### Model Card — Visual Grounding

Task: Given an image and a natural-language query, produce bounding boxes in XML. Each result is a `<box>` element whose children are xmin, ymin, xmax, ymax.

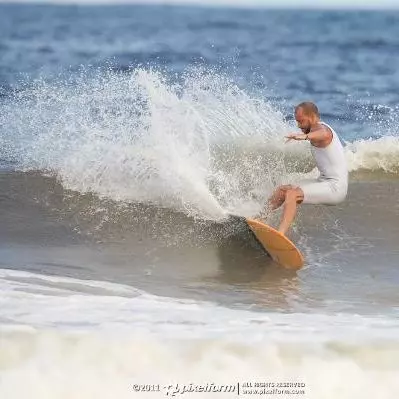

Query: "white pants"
<box><xmin>297</xmin><ymin>178</ymin><xmax>347</xmax><ymax>205</ymax></box>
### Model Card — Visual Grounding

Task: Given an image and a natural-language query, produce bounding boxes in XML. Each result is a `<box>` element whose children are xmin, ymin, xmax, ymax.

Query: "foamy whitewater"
<box><xmin>1</xmin><ymin>4</ymin><xmax>399</xmax><ymax>399</ymax></box>
<box><xmin>2</xmin><ymin>268</ymin><xmax>399</xmax><ymax>399</ymax></box>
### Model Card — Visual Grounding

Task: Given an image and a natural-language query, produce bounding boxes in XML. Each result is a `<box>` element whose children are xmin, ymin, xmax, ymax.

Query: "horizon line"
<box><xmin>1</xmin><ymin>0</ymin><xmax>399</xmax><ymax>11</ymax></box>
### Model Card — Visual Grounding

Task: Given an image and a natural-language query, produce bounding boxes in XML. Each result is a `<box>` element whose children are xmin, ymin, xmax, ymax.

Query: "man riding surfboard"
<box><xmin>268</xmin><ymin>102</ymin><xmax>348</xmax><ymax>235</ymax></box>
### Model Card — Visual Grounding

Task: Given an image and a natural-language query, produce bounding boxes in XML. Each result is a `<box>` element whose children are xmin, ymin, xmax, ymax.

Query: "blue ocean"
<box><xmin>1</xmin><ymin>3</ymin><xmax>399</xmax><ymax>398</ymax></box>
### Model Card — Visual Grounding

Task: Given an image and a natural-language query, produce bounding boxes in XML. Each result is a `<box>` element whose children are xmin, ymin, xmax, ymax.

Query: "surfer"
<box><xmin>268</xmin><ymin>102</ymin><xmax>348</xmax><ymax>235</ymax></box>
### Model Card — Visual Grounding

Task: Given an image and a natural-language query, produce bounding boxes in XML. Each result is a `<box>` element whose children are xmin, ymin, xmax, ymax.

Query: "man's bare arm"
<box><xmin>285</xmin><ymin>127</ymin><xmax>332</xmax><ymax>143</ymax></box>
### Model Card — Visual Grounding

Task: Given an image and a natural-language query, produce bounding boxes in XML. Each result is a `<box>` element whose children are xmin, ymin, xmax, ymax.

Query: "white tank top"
<box><xmin>311</xmin><ymin>122</ymin><xmax>348</xmax><ymax>185</ymax></box>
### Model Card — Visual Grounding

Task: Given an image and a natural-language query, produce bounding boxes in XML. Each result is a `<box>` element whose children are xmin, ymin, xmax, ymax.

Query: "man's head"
<box><xmin>294</xmin><ymin>102</ymin><xmax>320</xmax><ymax>134</ymax></box>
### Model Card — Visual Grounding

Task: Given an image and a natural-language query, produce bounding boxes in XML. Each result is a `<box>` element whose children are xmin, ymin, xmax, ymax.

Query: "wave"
<box><xmin>345</xmin><ymin>136</ymin><xmax>399</xmax><ymax>174</ymax></box>
<box><xmin>1</xmin><ymin>268</ymin><xmax>399</xmax><ymax>399</ymax></box>
<box><xmin>0</xmin><ymin>66</ymin><xmax>293</xmax><ymax>220</ymax></box>
<box><xmin>1</xmin><ymin>328</ymin><xmax>398</xmax><ymax>399</ymax></box>
<box><xmin>1</xmin><ymin>66</ymin><xmax>398</xmax><ymax>224</ymax></box>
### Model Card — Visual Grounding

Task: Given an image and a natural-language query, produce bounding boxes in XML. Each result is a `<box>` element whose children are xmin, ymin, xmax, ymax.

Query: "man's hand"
<box><xmin>285</xmin><ymin>133</ymin><xmax>307</xmax><ymax>143</ymax></box>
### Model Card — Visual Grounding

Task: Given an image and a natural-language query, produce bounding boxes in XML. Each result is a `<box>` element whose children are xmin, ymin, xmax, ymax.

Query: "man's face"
<box><xmin>295</xmin><ymin>108</ymin><xmax>311</xmax><ymax>134</ymax></box>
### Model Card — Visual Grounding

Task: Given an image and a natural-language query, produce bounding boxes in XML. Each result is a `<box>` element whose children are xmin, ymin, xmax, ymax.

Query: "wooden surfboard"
<box><xmin>246</xmin><ymin>218</ymin><xmax>304</xmax><ymax>270</ymax></box>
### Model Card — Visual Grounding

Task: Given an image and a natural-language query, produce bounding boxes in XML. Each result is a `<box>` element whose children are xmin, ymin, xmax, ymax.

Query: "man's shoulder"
<box><xmin>319</xmin><ymin>122</ymin><xmax>334</xmax><ymax>136</ymax></box>
<box><xmin>320</xmin><ymin>121</ymin><xmax>336</xmax><ymax>132</ymax></box>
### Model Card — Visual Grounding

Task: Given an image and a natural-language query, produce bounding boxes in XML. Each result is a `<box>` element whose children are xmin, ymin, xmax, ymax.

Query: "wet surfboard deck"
<box><xmin>246</xmin><ymin>218</ymin><xmax>304</xmax><ymax>270</ymax></box>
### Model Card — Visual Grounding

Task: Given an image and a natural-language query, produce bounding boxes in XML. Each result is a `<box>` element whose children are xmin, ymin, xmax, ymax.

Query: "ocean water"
<box><xmin>1</xmin><ymin>3</ymin><xmax>399</xmax><ymax>398</ymax></box>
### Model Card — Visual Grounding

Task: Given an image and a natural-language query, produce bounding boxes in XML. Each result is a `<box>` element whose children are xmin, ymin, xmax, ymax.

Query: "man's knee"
<box><xmin>278</xmin><ymin>184</ymin><xmax>293</xmax><ymax>192</ymax></box>
<box><xmin>273</xmin><ymin>185</ymin><xmax>292</xmax><ymax>199</ymax></box>
<box><xmin>285</xmin><ymin>188</ymin><xmax>304</xmax><ymax>204</ymax></box>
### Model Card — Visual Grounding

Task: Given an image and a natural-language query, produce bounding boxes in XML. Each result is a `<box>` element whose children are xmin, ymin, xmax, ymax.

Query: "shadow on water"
<box><xmin>213</xmin><ymin>215</ymin><xmax>274</xmax><ymax>284</ymax></box>
<box><xmin>206</xmin><ymin>215</ymin><xmax>301</xmax><ymax>310</ymax></box>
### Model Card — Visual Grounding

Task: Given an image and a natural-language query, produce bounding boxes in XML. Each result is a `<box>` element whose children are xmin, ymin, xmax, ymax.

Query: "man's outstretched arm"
<box><xmin>285</xmin><ymin>128</ymin><xmax>331</xmax><ymax>143</ymax></box>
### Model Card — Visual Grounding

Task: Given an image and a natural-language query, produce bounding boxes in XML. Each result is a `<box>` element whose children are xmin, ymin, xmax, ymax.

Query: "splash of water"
<box><xmin>1</xmin><ymin>66</ymin><xmax>304</xmax><ymax>220</ymax></box>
